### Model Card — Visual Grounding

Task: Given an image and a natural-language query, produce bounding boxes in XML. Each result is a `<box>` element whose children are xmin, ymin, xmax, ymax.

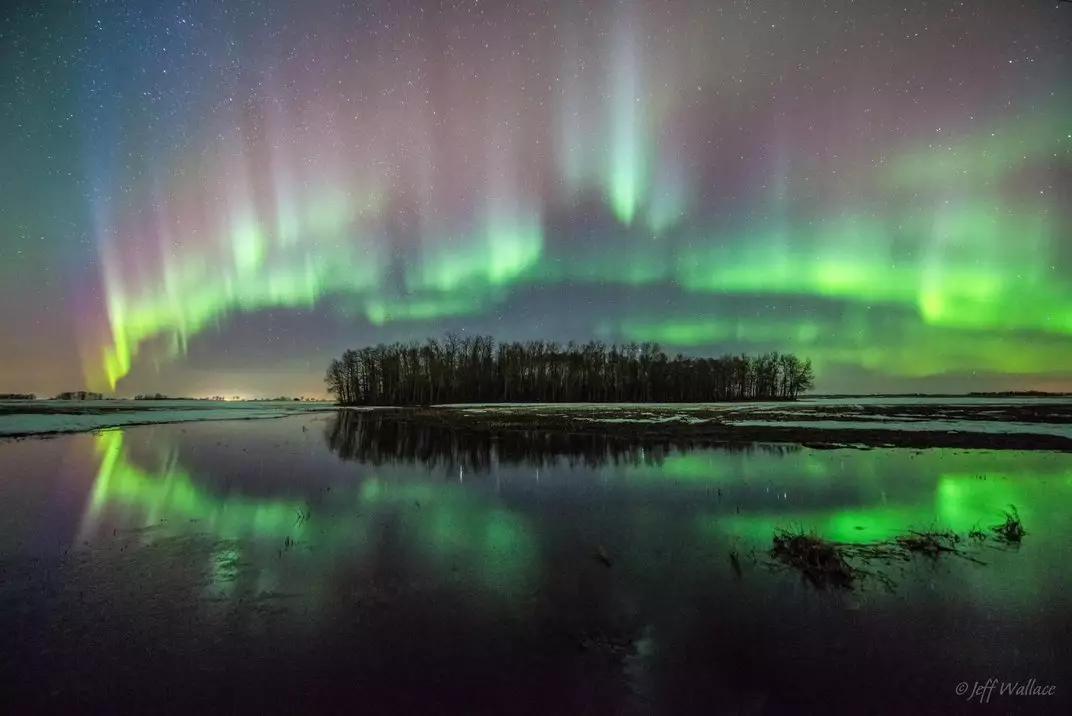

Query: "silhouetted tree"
<box><xmin>325</xmin><ymin>334</ymin><xmax>815</xmax><ymax>406</ymax></box>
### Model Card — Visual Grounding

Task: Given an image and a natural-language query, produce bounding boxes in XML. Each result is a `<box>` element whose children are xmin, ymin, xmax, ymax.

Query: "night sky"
<box><xmin>1</xmin><ymin>0</ymin><xmax>1070</xmax><ymax>398</ymax></box>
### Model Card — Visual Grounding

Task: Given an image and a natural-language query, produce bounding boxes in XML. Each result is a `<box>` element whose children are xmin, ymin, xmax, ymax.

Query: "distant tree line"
<box><xmin>135</xmin><ymin>394</ymin><xmax>313</xmax><ymax>401</ymax></box>
<box><xmin>325</xmin><ymin>333</ymin><xmax>815</xmax><ymax>406</ymax></box>
<box><xmin>0</xmin><ymin>393</ymin><xmax>35</xmax><ymax>400</ymax></box>
<box><xmin>133</xmin><ymin>393</ymin><xmax>209</xmax><ymax>400</ymax></box>
<box><xmin>55</xmin><ymin>391</ymin><xmax>103</xmax><ymax>400</ymax></box>
<box><xmin>968</xmin><ymin>391</ymin><xmax>1069</xmax><ymax>397</ymax></box>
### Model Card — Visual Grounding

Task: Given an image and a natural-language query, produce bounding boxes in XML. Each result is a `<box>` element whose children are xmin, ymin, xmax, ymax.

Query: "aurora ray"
<box><xmin>0</xmin><ymin>0</ymin><xmax>1069</xmax><ymax>396</ymax></box>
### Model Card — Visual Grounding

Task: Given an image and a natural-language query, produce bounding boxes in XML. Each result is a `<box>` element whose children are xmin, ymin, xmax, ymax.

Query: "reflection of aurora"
<box><xmin>76</xmin><ymin>0</ymin><xmax>1072</xmax><ymax>391</ymax></box>
<box><xmin>78</xmin><ymin>431</ymin><xmax>539</xmax><ymax>601</ymax></box>
<box><xmin>323</xmin><ymin>411</ymin><xmax>1072</xmax><ymax>513</ymax></box>
<box><xmin>324</xmin><ymin>411</ymin><xmax>1072</xmax><ymax>557</ymax></box>
<box><xmin>688</xmin><ymin>450</ymin><xmax>1072</xmax><ymax>607</ymax></box>
<box><xmin>71</xmin><ymin>423</ymin><xmax>1072</xmax><ymax>614</ymax></box>
<box><xmin>697</xmin><ymin>450</ymin><xmax>1072</xmax><ymax>545</ymax></box>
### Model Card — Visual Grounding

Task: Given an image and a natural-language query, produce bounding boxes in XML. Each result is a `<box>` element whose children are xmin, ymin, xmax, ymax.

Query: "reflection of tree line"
<box><xmin>325</xmin><ymin>333</ymin><xmax>815</xmax><ymax>405</ymax></box>
<box><xmin>324</xmin><ymin>410</ymin><xmax>799</xmax><ymax>474</ymax></box>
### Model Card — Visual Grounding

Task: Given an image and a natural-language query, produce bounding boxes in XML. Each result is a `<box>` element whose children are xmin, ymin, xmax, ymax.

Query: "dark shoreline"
<box><xmin>2</xmin><ymin>399</ymin><xmax>1070</xmax><ymax>450</ymax></box>
<box><xmin>364</xmin><ymin>402</ymin><xmax>1072</xmax><ymax>452</ymax></box>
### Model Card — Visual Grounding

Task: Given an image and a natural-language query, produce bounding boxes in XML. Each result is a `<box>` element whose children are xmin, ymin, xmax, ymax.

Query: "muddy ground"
<box><xmin>372</xmin><ymin>401</ymin><xmax>1072</xmax><ymax>451</ymax></box>
<box><xmin>3</xmin><ymin>398</ymin><xmax>1070</xmax><ymax>450</ymax></box>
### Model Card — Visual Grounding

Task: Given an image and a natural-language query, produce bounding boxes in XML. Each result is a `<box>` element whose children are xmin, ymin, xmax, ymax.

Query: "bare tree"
<box><xmin>325</xmin><ymin>334</ymin><xmax>814</xmax><ymax>406</ymax></box>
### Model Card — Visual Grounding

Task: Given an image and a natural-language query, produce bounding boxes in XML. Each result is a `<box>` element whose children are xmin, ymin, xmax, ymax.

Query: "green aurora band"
<box><xmin>84</xmin><ymin>24</ymin><xmax>1072</xmax><ymax>392</ymax></box>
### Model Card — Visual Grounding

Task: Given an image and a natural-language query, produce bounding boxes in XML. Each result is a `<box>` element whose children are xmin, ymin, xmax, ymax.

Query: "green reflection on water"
<box><xmin>622</xmin><ymin>449</ymin><xmax>833</xmax><ymax>485</ymax></box>
<box><xmin>86</xmin><ymin>431</ymin><xmax>317</xmax><ymax>541</ymax></box>
<box><xmin>80</xmin><ymin>431</ymin><xmax>538</xmax><ymax>603</ymax></box>
<box><xmin>697</xmin><ymin>450</ymin><xmax>1072</xmax><ymax>544</ymax></box>
<box><xmin>73</xmin><ymin>429</ymin><xmax>1072</xmax><ymax>617</ymax></box>
<box><xmin>622</xmin><ymin>453</ymin><xmax>732</xmax><ymax>482</ymax></box>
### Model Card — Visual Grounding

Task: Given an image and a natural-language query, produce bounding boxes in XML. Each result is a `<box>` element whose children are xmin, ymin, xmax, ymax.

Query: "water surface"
<box><xmin>1</xmin><ymin>412</ymin><xmax>1069</xmax><ymax>714</ymax></box>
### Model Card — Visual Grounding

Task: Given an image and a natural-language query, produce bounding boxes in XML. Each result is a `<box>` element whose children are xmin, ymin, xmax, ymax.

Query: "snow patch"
<box><xmin>726</xmin><ymin>419</ymin><xmax>1072</xmax><ymax>439</ymax></box>
<box><xmin>0</xmin><ymin>402</ymin><xmax>336</xmax><ymax>437</ymax></box>
<box><xmin>577</xmin><ymin>415</ymin><xmax>711</xmax><ymax>425</ymax></box>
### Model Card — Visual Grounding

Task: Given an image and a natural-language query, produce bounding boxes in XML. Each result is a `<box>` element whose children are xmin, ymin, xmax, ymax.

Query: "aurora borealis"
<box><xmin>1</xmin><ymin>0</ymin><xmax>1070</xmax><ymax>396</ymax></box>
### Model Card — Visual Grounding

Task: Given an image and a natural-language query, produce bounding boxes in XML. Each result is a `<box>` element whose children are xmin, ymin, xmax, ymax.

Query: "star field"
<box><xmin>1</xmin><ymin>0</ymin><xmax>1069</xmax><ymax>397</ymax></box>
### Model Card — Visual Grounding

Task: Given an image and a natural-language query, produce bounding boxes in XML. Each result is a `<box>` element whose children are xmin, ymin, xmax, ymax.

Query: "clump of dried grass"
<box><xmin>991</xmin><ymin>504</ymin><xmax>1026</xmax><ymax>544</ymax></box>
<box><xmin>769</xmin><ymin>520</ymin><xmax>1004</xmax><ymax>591</ymax></box>
<box><xmin>770</xmin><ymin>529</ymin><xmax>858</xmax><ymax>589</ymax></box>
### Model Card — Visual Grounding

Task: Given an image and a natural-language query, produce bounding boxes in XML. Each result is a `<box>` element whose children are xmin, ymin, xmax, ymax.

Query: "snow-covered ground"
<box><xmin>3</xmin><ymin>396</ymin><xmax>1070</xmax><ymax>439</ymax></box>
<box><xmin>0</xmin><ymin>399</ymin><xmax>333</xmax><ymax>411</ymax></box>
<box><xmin>438</xmin><ymin>398</ymin><xmax>1072</xmax><ymax>440</ymax></box>
<box><xmin>442</xmin><ymin>396</ymin><xmax>1072</xmax><ymax>411</ymax></box>
<box><xmin>575</xmin><ymin>415</ymin><xmax>713</xmax><ymax>425</ymax></box>
<box><xmin>0</xmin><ymin>400</ymin><xmax>336</xmax><ymax>437</ymax></box>
<box><xmin>726</xmin><ymin>419</ymin><xmax>1072</xmax><ymax>439</ymax></box>
<box><xmin>785</xmin><ymin>396</ymin><xmax>1072</xmax><ymax>407</ymax></box>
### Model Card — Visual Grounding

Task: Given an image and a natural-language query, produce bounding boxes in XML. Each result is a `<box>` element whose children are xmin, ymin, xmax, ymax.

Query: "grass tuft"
<box><xmin>770</xmin><ymin>529</ymin><xmax>857</xmax><ymax>589</ymax></box>
<box><xmin>894</xmin><ymin>529</ymin><xmax>960</xmax><ymax>559</ymax></box>
<box><xmin>769</xmin><ymin>520</ymin><xmax>1006</xmax><ymax>591</ymax></box>
<box><xmin>991</xmin><ymin>504</ymin><xmax>1026</xmax><ymax>544</ymax></box>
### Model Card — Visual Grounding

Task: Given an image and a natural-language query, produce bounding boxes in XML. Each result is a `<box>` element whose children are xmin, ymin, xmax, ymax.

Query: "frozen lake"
<box><xmin>1</xmin><ymin>411</ymin><xmax>1069</xmax><ymax>714</ymax></box>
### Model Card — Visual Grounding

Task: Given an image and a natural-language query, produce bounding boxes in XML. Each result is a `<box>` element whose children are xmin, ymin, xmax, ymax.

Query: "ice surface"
<box><xmin>0</xmin><ymin>400</ymin><xmax>336</xmax><ymax>437</ymax></box>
